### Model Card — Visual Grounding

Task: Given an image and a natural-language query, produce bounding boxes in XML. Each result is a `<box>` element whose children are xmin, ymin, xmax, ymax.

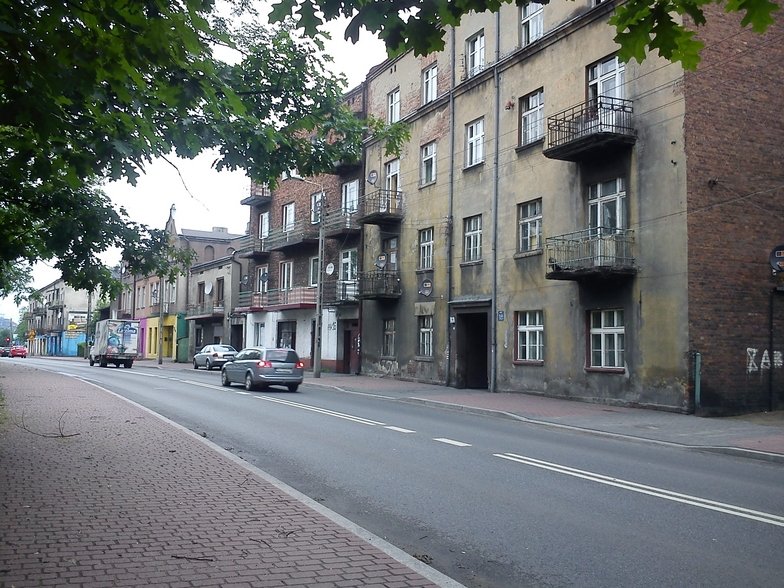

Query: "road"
<box><xmin>24</xmin><ymin>358</ymin><xmax>784</xmax><ymax>588</ymax></box>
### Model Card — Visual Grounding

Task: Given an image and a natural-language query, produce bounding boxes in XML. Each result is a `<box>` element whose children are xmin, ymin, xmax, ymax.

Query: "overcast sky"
<box><xmin>1</xmin><ymin>11</ymin><xmax>388</xmax><ymax>323</ymax></box>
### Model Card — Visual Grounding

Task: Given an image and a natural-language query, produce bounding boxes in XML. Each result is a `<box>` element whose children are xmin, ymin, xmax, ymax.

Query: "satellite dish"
<box><xmin>241</xmin><ymin>275</ymin><xmax>249</xmax><ymax>286</ymax></box>
<box><xmin>205</xmin><ymin>282</ymin><xmax>213</xmax><ymax>295</ymax></box>
<box><xmin>261</xmin><ymin>272</ymin><xmax>269</xmax><ymax>283</ymax></box>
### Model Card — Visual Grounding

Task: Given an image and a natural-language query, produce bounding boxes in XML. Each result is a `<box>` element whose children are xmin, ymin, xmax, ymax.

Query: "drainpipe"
<box><xmin>489</xmin><ymin>13</ymin><xmax>501</xmax><ymax>393</ymax></box>
<box><xmin>231</xmin><ymin>250</ymin><xmax>244</xmax><ymax>349</ymax></box>
<box><xmin>445</xmin><ymin>26</ymin><xmax>456</xmax><ymax>387</ymax></box>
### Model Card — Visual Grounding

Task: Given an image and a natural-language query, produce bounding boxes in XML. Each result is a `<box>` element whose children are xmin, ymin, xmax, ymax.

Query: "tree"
<box><xmin>0</xmin><ymin>1</ymin><xmax>406</xmax><ymax>300</ymax></box>
<box><xmin>270</xmin><ymin>0</ymin><xmax>779</xmax><ymax>69</ymax></box>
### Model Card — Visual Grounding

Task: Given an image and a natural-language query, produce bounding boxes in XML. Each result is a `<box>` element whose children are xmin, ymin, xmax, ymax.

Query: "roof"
<box><xmin>180</xmin><ymin>228</ymin><xmax>243</xmax><ymax>241</ymax></box>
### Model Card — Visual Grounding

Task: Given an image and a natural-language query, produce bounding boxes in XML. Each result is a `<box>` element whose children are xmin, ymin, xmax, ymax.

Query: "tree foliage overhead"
<box><xmin>0</xmin><ymin>0</ymin><xmax>406</xmax><ymax>301</ymax></box>
<box><xmin>270</xmin><ymin>0</ymin><xmax>779</xmax><ymax>69</ymax></box>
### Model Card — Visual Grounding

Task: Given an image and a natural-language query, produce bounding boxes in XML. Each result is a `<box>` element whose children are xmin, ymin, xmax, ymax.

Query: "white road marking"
<box><xmin>496</xmin><ymin>453</ymin><xmax>784</xmax><ymax>528</ymax></box>
<box><xmin>434</xmin><ymin>438</ymin><xmax>472</xmax><ymax>447</ymax></box>
<box><xmin>255</xmin><ymin>395</ymin><xmax>386</xmax><ymax>426</ymax></box>
<box><xmin>385</xmin><ymin>426</ymin><xmax>416</xmax><ymax>433</ymax></box>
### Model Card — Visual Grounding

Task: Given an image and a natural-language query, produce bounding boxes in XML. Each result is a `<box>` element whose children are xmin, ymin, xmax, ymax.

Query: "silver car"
<box><xmin>221</xmin><ymin>347</ymin><xmax>304</xmax><ymax>392</ymax></box>
<box><xmin>193</xmin><ymin>344</ymin><xmax>237</xmax><ymax>370</ymax></box>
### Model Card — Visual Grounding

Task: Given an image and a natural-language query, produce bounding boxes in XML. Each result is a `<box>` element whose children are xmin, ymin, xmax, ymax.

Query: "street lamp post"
<box><xmin>297</xmin><ymin>178</ymin><xmax>325</xmax><ymax>378</ymax></box>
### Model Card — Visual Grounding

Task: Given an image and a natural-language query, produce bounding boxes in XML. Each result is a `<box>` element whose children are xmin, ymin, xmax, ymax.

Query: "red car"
<box><xmin>10</xmin><ymin>345</ymin><xmax>27</xmax><ymax>358</ymax></box>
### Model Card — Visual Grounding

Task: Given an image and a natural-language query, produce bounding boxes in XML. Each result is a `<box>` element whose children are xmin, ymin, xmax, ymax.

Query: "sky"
<box><xmin>0</xmin><ymin>10</ymin><xmax>388</xmax><ymax>323</ymax></box>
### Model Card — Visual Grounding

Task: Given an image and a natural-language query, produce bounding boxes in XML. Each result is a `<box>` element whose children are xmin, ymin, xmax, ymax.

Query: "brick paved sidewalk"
<box><xmin>0</xmin><ymin>362</ymin><xmax>463</xmax><ymax>588</ymax></box>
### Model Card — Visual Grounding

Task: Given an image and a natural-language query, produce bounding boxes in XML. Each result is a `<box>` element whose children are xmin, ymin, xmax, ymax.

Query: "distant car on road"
<box><xmin>221</xmin><ymin>347</ymin><xmax>304</xmax><ymax>392</ymax></box>
<box><xmin>10</xmin><ymin>345</ymin><xmax>27</xmax><ymax>358</ymax></box>
<box><xmin>193</xmin><ymin>344</ymin><xmax>237</xmax><ymax>370</ymax></box>
<box><xmin>0</xmin><ymin>346</ymin><xmax>10</xmax><ymax>357</ymax></box>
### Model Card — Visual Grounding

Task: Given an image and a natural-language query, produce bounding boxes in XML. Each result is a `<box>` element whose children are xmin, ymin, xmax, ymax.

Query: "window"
<box><xmin>342</xmin><ymin>180</ymin><xmax>359</xmax><ymax>213</ymax></box>
<box><xmin>382</xmin><ymin>236</ymin><xmax>398</xmax><ymax>270</ymax></box>
<box><xmin>589</xmin><ymin>177</ymin><xmax>626</xmax><ymax>233</ymax></box>
<box><xmin>466</xmin><ymin>32</ymin><xmax>485</xmax><ymax>77</ymax></box>
<box><xmin>196</xmin><ymin>283</ymin><xmax>204</xmax><ymax>305</ymax></box>
<box><xmin>590</xmin><ymin>309</ymin><xmax>625</xmax><ymax>368</ymax></box>
<box><xmin>382</xmin><ymin>319</ymin><xmax>395</xmax><ymax>357</ymax></box>
<box><xmin>419</xmin><ymin>227</ymin><xmax>434</xmax><ymax>270</ymax></box>
<box><xmin>418</xmin><ymin>315</ymin><xmax>433</xmax><ymax>357</ymax></box>
<box><xmin>588</xmin><ymin>55</ymin><xmax>625</xmax><ymax>102</ymax></box>
<box><xmin>421</xmin><ymin>142</ymin><xmax>437</xmax><ymax>185</ymax></box>
<box><xmin>521</xmin><ymin>2</ymin><xmax>544</xmax><ymax>46</ymax></box>
<box><xmin>464</xmin><ymin>215</ymin><xmax>483</xmax><ymax>261</ymax></box>
<box><xmin>257</xmin><ymin>265</ymin><xmax>268</xmax><ymax>293</ymax></box>
<box><xmin>258</xmin><ymin>212</ymin><xmax>270</xmax><ymax>239</ymax></box>
<box><xmin>204</xmin><ymin>245</ymin><xmax>215</xmax><ymax>262</ymax></box>
<box><xmin>384</xmin><ymin>159</ymin><xmax>400</xmax><ymax>213</ymax></box>
<box><xmin>387</xmin><ymin>88</ymin><xmax>400</xmax><ymax>123</ymax></box>
<box><xmin>215</xmin><ymin>277</ymin><xmax>225</xmax><ymax>303</ymax></box>
<box><xmin>423</xmin><ymin>64</ymin><xmax>438</xmax><ymax>104</ymax></box>
<box><xmin>141</xmin><ymin>285</ymin><xmax>147</xmax><ymax>308</ymax></box>
<box><xmin>520</xmin><ymin>89</ymin><xmax>544</xmax><ymax>145</ymax></box>
<box><xmin>310</xmin><ymin>257</ymin><xmax>319</xmax><ymax>287</ymax></box>
<box><xmin>518</xmin><ymin>200</ymin><xmax>542</xmax><ymax>252</ymax></box>
<box><xmin>281</xmin><ymin>168</ymin><xmax>301</xmax><ymax>180</ymax></box>
<box><xmin>280</xmin><ymin>261</ymin><xmax>293</xmax><ymax>291</ymax></box>
<box><xmin>341</xmin><ymin>249</ymin><xmax>358</xmax><ymax>281</ymax></box>
<box><xmin>150</xmin><ymin>282</ymin><xmax>159</xmax><ymax>305</ymax></box>
<box><xmin>282</xmin><ymin>202</ymin><xmax>295</xmax><ymax>231</ymax></box>
<box><xmin>466</xmin><ymin>119</ymin><xmax>484</xmax><ymax>167</ymax></box>
<box><xmin>516</xmin><ymin>311</ymin><xmax>543</xmax><ymax>361</ymax></box>
<box><xmin>167</xmin><ymin>282</ymin><xmax>176</xmax><ymax>304</ymax></box>
<box><xmin>311</xmin><ymin>191</ymin><xmax>323</xmax><ymax>224</ymax></box>
<box><xmin>253</xmin><ymin>322</ymin><xmax>265</xmax><ymax>346</ymax></box>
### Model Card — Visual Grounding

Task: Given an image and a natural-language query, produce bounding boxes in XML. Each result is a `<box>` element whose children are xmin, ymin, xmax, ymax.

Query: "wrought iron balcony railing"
<box><xmin>545</xmin><ymin>227</ymin><xmax>636</xmax><ymax>280</ymax></box>
<box><xmin>357</xmin><ymin>189</ymin><xmax>404</xmax><ymax>225</ymax></box>
<box><xmin>356</xmin><ymin>270</ymin><xmax>402</xmax><ymax>299</ymax></box>
<box><xmin>544</xmin><ymin>96</ymin><xmax>635</xmax><ymax>161</ymax></box>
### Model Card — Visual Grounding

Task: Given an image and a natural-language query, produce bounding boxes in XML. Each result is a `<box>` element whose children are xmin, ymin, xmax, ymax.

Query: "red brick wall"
<box><xmin>684</xmin><ymin>7</ymin><xmax>784</xmax><ymax>414</ymax></box>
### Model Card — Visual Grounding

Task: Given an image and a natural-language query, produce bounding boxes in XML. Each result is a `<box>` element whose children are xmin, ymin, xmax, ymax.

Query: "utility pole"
<box><xmin>157</xmin><ymin>278</ymin><xmax>165</xmax><ymax>365</ymax></box>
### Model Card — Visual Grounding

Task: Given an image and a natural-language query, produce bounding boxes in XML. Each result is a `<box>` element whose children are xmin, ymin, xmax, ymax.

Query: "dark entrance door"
<box><xmin>277</xmin><ymin>321</ymin><xmax>297</xmax><ymax>349</ymax></box>
<box><xmin>454</xmin><ymin>312</ymin><xmax>488</xmax><ymax>389</ymax></box>
<box><xmin>342</xmin><ymin>322</ymin><xmax>360</xmax><ymax>374</ymax></box>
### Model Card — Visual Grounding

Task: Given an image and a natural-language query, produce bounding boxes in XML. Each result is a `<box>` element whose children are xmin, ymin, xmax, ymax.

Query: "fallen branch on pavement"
<box><xmin>13</xmin><ymin>410</ymin><xmax>81</xmax><ymax>438</ymax></box>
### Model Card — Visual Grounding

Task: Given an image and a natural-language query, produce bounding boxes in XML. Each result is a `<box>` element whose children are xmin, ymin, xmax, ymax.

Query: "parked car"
<box><xmin>0</xmin><ymin>346</ymin><xmax>10</xmax><ymax>357</ymax></box>
<box><xmin>221</xmin><ymin>347</ymin><xmax>304</xmax><ymax>392</ymax></box>
<box><xmin>193</xmin><ymin>344</ymin><xmax>237</xmax><ymax>370</ymax></box>
<box><xmin>10</xmin><ymin>345</ymin><xmax>27</xmax><ymax>358</ymax></box>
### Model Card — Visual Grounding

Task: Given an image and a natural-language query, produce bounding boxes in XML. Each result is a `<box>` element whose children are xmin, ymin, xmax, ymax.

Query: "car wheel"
<box><xmin>89</xmin><ymin>358</ymin><xmax>94</xmax><ymax>366</ymax></box>
<box><xmin>221</xmin><ymin>370</ymin><xmax>231</xmax><ymax>387</ymax></box>
<box><xmin>287</xmin><ymin>383</ymin><xmax>299</xmax><ymax>392</ymax></box>
<box><xmin>244</xmin><ymin>373</ymin><xmax>255</xmax><ymax>391</ymax></box>
<box><xmin>193</xmin><ymin>359</ymin><xmax>199</xmax><ymax>369</ymax></box>
<box><xmin>206</xmin><ymin>359</ymin><xmax>212</xmax><ymax>371</ymax></box>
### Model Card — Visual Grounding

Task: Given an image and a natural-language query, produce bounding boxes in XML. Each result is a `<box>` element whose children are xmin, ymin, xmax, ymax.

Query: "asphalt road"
<box><xmin>27</xmin><ymin>358</ymin><xmax>784</xmax><ymax>588</ymax></box>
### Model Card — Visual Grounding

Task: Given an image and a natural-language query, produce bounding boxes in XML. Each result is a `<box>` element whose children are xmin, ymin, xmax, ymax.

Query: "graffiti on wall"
<box><xmin>746</xmin><ymin>348</ymin><xmax>783</xmax><ymax>373</ymax></box>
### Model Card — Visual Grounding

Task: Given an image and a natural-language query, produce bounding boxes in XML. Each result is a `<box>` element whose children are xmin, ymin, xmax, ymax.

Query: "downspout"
<box><xmin>445</xmin><ymin>26</ymin><xmax>456</xmax><ymax>387</ymax></box>
<box><xmin>490</xmin><ymin>12</ymin><xmax>501</xmax><ymax>393</ymax></box>
<box><xmin>231</xmin><ymin>250</ymin><xmax>243</xmax><ymax>349</ymax></box>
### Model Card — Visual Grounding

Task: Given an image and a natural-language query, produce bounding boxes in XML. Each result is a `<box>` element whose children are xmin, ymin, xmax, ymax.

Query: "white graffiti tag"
<box><xmin>746</xmin><ymin>348</ymin><xmax>783</xmax><ymax>373</ymax></box>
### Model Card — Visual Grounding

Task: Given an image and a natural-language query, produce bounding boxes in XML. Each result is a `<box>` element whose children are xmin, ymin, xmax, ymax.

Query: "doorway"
<box><xmin>342</xmin><ymin>322</ymin><xmax>360</xmax><ymax>374</ymax></box>
<box><xmin>454</xmin><ymin>312</ymin><xmax>488</xmax><ymax>389</ymax></box>
<box><xmin>277</xmin><ymin>321</ymin><xmax>297</xmax><ymax>349</ymax></box>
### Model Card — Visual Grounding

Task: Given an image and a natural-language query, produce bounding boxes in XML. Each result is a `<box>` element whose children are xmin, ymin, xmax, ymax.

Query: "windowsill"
<box><xmin>419</xmin><ymin>180</ymin><xmax>437</xmax><ymax>189</ymax></box>
<box><xmin>416</xmin><ymin>268</ymin><xmax>434</xmax><ymax>275</ymax></box>
<box><xmin>513</xmin><ymin>249</ymin><xmax>543</xmax><ymax>260</ymax></box>
<box><xmin>460</xmin><ymin>260</ymin><xmax>484</xmax><ymax>268</ymax></box>
<box><xmin>380</xmin><ymin>355</ymin><xmax>396</xmax><ymax>361</ymax></box>
<box><xmin>462</xmin><ymin>161</ymin><xmax>485</xmax><ymax>172</ymax></box>
<box><xmin>513</xmin><ymin>359</ymin><xmax>544</xmax><ymax>366</ymax></box>
<box><xmin>585</xmin><ymin>367</ymin><xmax>626</xmax><ymax>374</ymax></box>
<box><xmin>414</xmin><ymin>356</ymin><xmax>434</xmax><ymax>362</ymax></box>
<box><xmin>515</xmin><ymin>137</ymin><xmax>544</xmax><ymax>154</ymax></box>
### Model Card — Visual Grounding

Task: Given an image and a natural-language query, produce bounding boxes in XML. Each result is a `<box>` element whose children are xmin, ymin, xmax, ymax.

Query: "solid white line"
<box><xmin>385</xmin><ymin>426</ymin><xmax>416</xmax><ymax>433</ymax></box>
<box><xmin>495</xmin><ymin>453</ymin><xmax>784</xmax><ymax>527</ymax></box>
<box><xmin>255</xmin><ymin>395</ymin><xmax>385</xmax><ymax>426</ymax></box>
<box><xmin>434</xmin><ymin>438</ymin><xmax>472</xmax><ymax>447</ymax></box>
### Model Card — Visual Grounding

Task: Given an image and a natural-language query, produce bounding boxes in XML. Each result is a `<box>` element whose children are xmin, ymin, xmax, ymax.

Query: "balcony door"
<box><xmin>587</xmin><ymin>56</ymin><xmax>625</xmax><ymax>132</ymax></box>
<box><xmin>588</xmin><ymin>177</ymin><xmax>626</xmax><ymax>266</ymax></box>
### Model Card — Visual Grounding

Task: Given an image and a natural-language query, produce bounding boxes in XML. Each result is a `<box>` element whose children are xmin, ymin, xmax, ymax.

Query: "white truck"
<box><xmin>89</xmin><ymin>319</ymin><xmax>140</xmax><ymax>368</ymax></box>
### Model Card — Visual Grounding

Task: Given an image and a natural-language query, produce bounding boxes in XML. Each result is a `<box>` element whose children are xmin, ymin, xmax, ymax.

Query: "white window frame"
<box><xmin>521</xmin><ymin>2</ymin><xmax>544</xmax><ymax>46</ymax></box>
<box><xmin>385</xmin><ymin>159</ymin><xmax>400</xmax><ymax>193</ymax></box>
<box><xmin>419</xmin><ymin>227</ymin><xmax>434</xmax><ymax>270</ymax></box>
<box><xmin>340</xmin><ymin>249</ymin><xmax>358</xmax><ymax>281</ymax></box>
<box><xmin>257</xmin><ymin>265</ymin><xmax>269</xmax><ymax>293</ymax></box>
<box><xmin>516</xmin><ymin>310</ymin><xmax>543</xmax><ymax>361</ymax></box>
<box><xmin>311</xmin><ymin>191</ymin><xmax>323</xmax><ymax>224</ymax></box>
<box><xmin>520</xmin><ymin>89</ymin><xmax>544</xmax><ymax>145</ymax></box>
<box><xmin>387</xmin><ymin>87</ymin><xmax>401</xmax><ymax>123</ymax></box>
<box><xmin>518</xmin><ymin>200</ymin><xmax>542</xmax><ymax>253</ymax></box>
<box><xmin>342</xmin><ymin>180</ymin><xmax>359</xmax><ymax>213</ymax></box>
<box><xmin>588</xmin><ymin>55</ymin><xmax>625</xmax><ymax>102</ymax></box>
<box><xmin>466</xmin><ymin>119</ymin><xmax>485</xmax><ymax>167</ymax></box>
<box><xmin>253</xmin><ymin>322</ymin><xmax>266</xmax><ymax>346</ymax></box>
<box><xmin>418</xmin><ymin>315</ymin><xmax>433</xmax><ymax>357</ymax></box>
<box><xmin>421</xmin><ymin>142</ymin><xmax>437</xmax><ymax>185</ymax></box>
<box><xmin>590</xmin><ymin>309</ymin><xmax>625</xmax><ymax>368</ymax></box>
<box><xmin>423</xmin><ymin>64</ymin><xmax>438</xmax><ymax>104</ymax></box>
<box><xmin>258</xmin><ymin>211</ymin><xmax>270</xmax><ymax>239</ymax></box>
<box><xmin>464</xmin><ymin>215</ymin><xmax>483</xmax><ymax>262</ymax></box>
<box><xmin>589</xmin><ymin>177</ymin><xmax>626</xmax><ymax>233</ymax></box>
<box><xmin>280</xmin><ymin>261</ymin><xmax>293</xmax><ymax>291</ymax></box>
<box><xmin>382</xmin><ymin>319</ymin><xmax>395</xmax><ymax>357</ymax></box>
<box><xmin>309</xmin><ymin>256</ymin><xmax>319</xmax><ymax>287</ymax></box>
<box><xmin>466</xmin><ymin>32</ymin><xmax>485</xmax><ymax>77</ymax></box>
<box><xmin>282</xmin><ymin>202</ymin><xmax>295</xmax><ymax>231</ymax></box>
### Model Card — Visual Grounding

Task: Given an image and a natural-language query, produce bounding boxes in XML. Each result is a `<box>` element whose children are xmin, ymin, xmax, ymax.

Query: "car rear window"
<box><xmin>214</xmin><ymin>345</ymin><xmax>235</xmax><ymax>352</ymax></box>
<box><xmin>266</xmin><ymin>349</ymin><xmax>299</xmax><ymax>363</ymax></box>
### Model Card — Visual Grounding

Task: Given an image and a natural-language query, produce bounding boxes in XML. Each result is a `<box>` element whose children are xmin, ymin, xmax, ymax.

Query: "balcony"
<box><xmin>322</xmin><ymin>209</ymin><xmax>362</xmax><ymax>238</ymax></box>
<box><xmin>357</xmin><ymin>190</ymin><xmax>404</xmax><ymax>225</ymax></box>
<box><xmin>186</xmin><ymin>301</ymin><xmax>226</xmax><ymax>319</ymax></box>
<box><xmin>235</xmin><ymin>287</ymin><xmax>317</xmax><ymax>311</ymax></box>
<box><xmin>543</xmin><ymin>96</ymin><xmax>635</xmax><ymax>162</ymax></box>
<box><xmin>356</xmin><ymin>270</ymin><xmax>402</xmax><ymax>299</ymax></box>
<box><xmin>236</xmin><ymin>234</ymin><xmax>270</xmax><ymax>260</ymax></box>
<box><xmin>240</xmin><ymin>184</ymin><xmax>272</xmax><ymax>207</ymax></box>
<box><xmin>322</xmin><ymin>279</ymin><xmax>359</xmax><ymax>306</ymax></box>
<box><xmin>545</xmin><ymin>228</ymin><xmax>636</xmax><ymax>281</ymax></box>
<box><xmin>266</xmin><ymin>220</ymin><xmax>319</xmax><ymax>251</ymax></box>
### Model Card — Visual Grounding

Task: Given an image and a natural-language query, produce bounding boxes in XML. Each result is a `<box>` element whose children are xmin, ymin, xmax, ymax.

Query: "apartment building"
<box><xmin>25</xmin><ymin>278</ymin><xmax>89</xmax><ymax>356</ymax></box>
<box><xmin>356</xmin><ymin>2</ymin><xmax>784</xmax><ymax>415</ymax></box>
